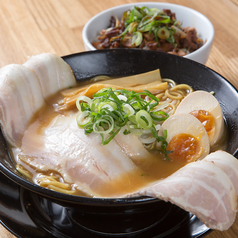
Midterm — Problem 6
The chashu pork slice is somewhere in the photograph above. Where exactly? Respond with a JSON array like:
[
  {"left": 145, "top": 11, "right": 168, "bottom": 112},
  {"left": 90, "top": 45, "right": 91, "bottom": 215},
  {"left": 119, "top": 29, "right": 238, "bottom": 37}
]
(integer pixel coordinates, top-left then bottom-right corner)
[
  {"left": 130, "top": 158, "right": 237, "bottom": 231},
  {"left": 204, "top": 150, "right": 238, "bottom": 201},
  {"left": 114, "top": 127, "right": 155, "bottom": 163},
  {"left": 15, "top": 112, "right": 146, "bottom": 198},
  {"left": 0, "top": 53, "right": 76, "bottom": 146},
  {"left": 0, "top": 64, "right": 44, "bottom": 146},
  {"left": 24, "top": 52, "right": 76, "bottom": 99}
]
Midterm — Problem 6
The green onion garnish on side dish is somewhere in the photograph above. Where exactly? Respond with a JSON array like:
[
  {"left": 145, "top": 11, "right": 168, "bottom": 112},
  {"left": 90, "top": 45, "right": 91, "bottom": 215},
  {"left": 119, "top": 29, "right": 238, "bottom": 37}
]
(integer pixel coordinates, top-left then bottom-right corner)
[
  {"left": 118, "top": 6, "right": 178, "bottom": 46},
  {"left": 76, "top": 88, "right": 169, "bottom": 158}
]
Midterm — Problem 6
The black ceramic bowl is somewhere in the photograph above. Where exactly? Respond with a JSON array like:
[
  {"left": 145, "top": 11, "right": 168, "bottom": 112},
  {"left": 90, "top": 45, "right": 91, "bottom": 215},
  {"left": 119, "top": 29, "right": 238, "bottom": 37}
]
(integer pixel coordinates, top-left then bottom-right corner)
[{"left": 0, "top": 49, "right": 238, "bottom": 238}]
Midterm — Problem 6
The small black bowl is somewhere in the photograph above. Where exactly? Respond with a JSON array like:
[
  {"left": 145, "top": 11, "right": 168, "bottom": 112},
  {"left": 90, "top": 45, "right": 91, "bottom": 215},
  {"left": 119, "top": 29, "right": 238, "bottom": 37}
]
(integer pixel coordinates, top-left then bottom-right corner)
[{"left": 0, "top": 49, "right": 238, "bottom": 238}]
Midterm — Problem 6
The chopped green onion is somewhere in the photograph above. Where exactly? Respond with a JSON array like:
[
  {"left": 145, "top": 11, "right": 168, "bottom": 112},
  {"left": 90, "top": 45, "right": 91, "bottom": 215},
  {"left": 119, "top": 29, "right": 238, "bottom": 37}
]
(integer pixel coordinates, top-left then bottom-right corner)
[
  {"left": 152, "top": 102, "right": 169, "bottom": 111},
  {"left": 76, "top": 96, "right": 92, "bottom": 111},
  {"left": 76, "top": 111, "right": 92, "bottom": 127},
  {"left": 119, "top": 6, "right": 178, "bottom": 47},
  {"left": 150, "top": 126, "right": 169, "bottom": 160},
  {"left": 139, "top": 135, "right": 156, "bottom": 144},
  {"left": 150, "top": 111, "right": 169, "bottom": 121},
  {"left": 98, "top": 101, "right": 117, "bottom": 112},
  {"left": 130, "top": 128, "right": 151, "bottom": 136},
  {"left": 123, "top": 104, "right": 135, "bottom": 117},
  {"left": 110, "top": 24, "right": 130, "bottom": 42},
  {"left": 101, "top": 127, "right": 121, "bottom": 145},
  {"left": 157, "top": 27, "right": 170, "bottom": 39},
  {"left": 123, "top": 129, "right": 131, "bottom": 135},
  {"left": 128, "top": 22, "right": 138, "bottom": 33},
  {"left": 93, "top": 116, "right": 114, "bottom": 134},
  {"left": 117, "top": 94, "right": 128, "bottom": 101},
  {"left": 132, "top": 31, "right": 143, "bottom": 46},
  {"left": 128, "top": 114, "right": 137, "bottom": 124},
  {"left": 136, "top": 110, "right": 153, "bottom": 129},
  {"left": 155, "top": 124, "right": 161, "bottom": 131},
  {"left": 75, "top": 87, "right": 169, "bottom": 157}
]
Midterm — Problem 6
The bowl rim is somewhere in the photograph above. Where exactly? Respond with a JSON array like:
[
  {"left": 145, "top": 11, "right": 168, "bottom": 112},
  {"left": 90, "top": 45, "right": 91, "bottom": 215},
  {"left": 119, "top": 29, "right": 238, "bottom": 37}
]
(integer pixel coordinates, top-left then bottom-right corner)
[
  {"left": 82, "top": 2, "right": 215, "bottom": 60},
  {"left": 0, "top": 48, "right": 236, "bottom": 206}
]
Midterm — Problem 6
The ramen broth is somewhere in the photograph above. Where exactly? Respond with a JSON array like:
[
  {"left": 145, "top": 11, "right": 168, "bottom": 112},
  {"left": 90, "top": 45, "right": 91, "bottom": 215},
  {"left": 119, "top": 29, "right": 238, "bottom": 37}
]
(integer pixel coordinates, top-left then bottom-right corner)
[{"left": 12, "top": 92, "right": 185, "bottom": 197}]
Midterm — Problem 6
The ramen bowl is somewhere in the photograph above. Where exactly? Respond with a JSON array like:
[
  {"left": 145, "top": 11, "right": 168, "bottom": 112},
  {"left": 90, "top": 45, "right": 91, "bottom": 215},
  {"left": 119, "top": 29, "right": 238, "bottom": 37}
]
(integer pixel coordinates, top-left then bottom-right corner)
[
  {"left": 82, "top": 2, "right": 215, "bottom": 64},
  {"left": 0, "top": 49, "right": 238, "bottom": 238}
]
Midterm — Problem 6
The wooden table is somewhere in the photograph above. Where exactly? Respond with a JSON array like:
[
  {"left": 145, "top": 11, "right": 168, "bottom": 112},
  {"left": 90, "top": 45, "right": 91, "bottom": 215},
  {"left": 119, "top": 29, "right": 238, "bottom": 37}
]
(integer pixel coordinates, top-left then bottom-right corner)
[{"left": 0, "top": 0, "right": 238, "bottom": 237}]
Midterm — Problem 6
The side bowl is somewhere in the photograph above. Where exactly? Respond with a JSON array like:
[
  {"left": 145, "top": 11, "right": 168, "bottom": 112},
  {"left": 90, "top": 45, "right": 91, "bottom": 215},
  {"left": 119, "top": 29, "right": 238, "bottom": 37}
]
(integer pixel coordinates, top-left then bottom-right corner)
[{"left": 82, "top": 2, "right": 215, "bottom": 64}]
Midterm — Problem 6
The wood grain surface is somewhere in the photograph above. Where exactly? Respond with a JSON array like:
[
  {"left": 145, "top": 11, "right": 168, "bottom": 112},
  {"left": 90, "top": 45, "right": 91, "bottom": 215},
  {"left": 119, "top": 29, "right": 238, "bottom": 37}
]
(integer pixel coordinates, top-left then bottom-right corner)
[{"left": 0, "top": 0, "right": 238, "bottom": 237}]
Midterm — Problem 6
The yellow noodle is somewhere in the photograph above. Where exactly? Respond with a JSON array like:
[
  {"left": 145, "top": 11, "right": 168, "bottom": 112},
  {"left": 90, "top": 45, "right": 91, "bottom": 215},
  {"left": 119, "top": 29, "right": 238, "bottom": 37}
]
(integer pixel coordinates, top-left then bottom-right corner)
[
  {"left": 16, "top": 164, "right": 33, "bottom": 180},
  {"left": 165, "top": 89, "right": 184, "bottom": 100},
  {"left": 170, "top": 84, "right": 193, "bottom": 93},
  {"left": 155, "top": 92, "right": 165, "bottom": 100},
  {"left": 37, "top": 174, "right": 78, "bottom": 194},
  {"left": 172, "top": 100, "right": 181, "bottom": 107},
  {"left": 166, "top": 102, "right": 177, "bottom": 115},
  {"left": 47, "top": 185, "right": 77, "bottom": 194},
  {"left": 154, "top": 80, "right": 192, "bottom": 115},
  {"left": 162, "top": 78, "right": 176, "bottom": 87},
  {"left": 39, "top": 180, "right": 71, "bottom": 190},
  {"left": 172, "top": 89, "right": 186, "bottom": 97},
  {"left": 37, "top": 175, "right": 61, "bottom": 182}
]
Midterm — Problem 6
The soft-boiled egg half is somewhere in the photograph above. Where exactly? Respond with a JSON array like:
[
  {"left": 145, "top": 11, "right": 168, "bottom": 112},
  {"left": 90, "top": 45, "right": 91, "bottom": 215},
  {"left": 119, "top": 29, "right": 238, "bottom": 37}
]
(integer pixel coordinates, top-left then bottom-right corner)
[
  {"left": 174, "top": 90, "right": 224, "bottom": 146},
  {"left": 159, "top": 113, "right": 210, "bottom": 163}
]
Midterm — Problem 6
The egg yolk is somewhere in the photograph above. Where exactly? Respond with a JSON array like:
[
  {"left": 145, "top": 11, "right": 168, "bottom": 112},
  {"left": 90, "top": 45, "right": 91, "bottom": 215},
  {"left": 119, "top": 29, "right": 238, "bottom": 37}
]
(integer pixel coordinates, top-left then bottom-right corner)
[
  {"left": 166, "top": 133, "right": 201, "bottom": 162},
  {"left": 190, "top": 110, "right": 215, "bottom": 134}
]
